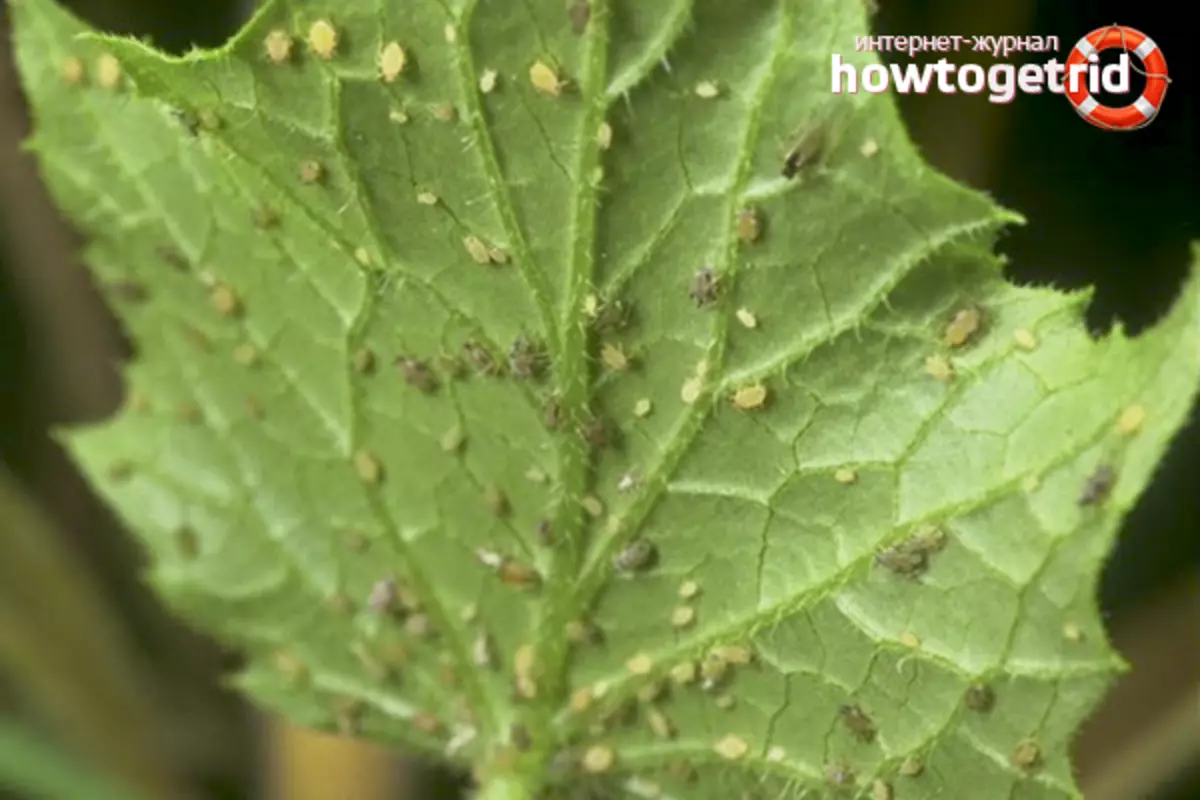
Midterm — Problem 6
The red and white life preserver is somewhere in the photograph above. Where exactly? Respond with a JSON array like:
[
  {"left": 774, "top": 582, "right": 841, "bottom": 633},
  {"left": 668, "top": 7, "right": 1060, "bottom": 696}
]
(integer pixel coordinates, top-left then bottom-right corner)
[{"left": 1065, "top": 25, "right": 1169, "bottom": 130}]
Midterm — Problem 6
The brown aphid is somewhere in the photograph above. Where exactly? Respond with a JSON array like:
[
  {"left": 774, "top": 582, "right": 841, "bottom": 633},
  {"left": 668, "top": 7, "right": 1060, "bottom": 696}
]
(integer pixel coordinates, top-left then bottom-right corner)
[
  {"left": 396, "top": 356, "right": 437, "bottom": 393},
  {"left": 580, "top": 416, "right": 608, "bottom": 448},
  {"left": 508, "top": 336, "right": 545, "bottom": 380},
  {"left": 689, "top": 267, "right": 720, "bottom": 307},
  {"left": 463, "top": 338, "right": 502, "bottom": 376},
  {"left": 613, "top": 538, "right": 656, "bottom": 573},
  {"left": 964, "top": 683, "right": 996, "bottom": 713},
  {"left": 412, "top": 712, "right": 443, "bottom": 735},
  {"left": 838, "top": 704, "right": 876, "bottom": 743},
  {"left": 1078, "top": 464, "right": 1115, "bottom": 507},
  {"left": 782, "top": 129, "right": 822, "bottom": 178},
  {"left": 699, "top": 652, "right": 729, "bottom": 691},
  {"left": 499, "top": 560, "right": 542, "bottom": 589},
  {"left": 367, "top": 577, "right": 398, "bottom": 613},
  {"left": 736, "top": 208, "right": 762, "bottom": 244},
  {"left": 591, "top": 297, "right": 631, "bottom": 333},
  {"left": 943, "top": 304, "right": 985, "bottom": 348},
  {"left": 568, "top": 0, "right": 591, "bottom": 34},
  {"left": 1012, "top": 740, "right": 1042, "bottom": 771},
  {"left": 543, "top": 395, "right": 564, "bottom": 430}
]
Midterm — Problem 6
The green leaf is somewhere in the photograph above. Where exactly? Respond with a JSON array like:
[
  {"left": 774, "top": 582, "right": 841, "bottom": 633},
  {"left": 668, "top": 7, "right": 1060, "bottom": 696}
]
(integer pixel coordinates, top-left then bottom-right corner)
[
  {"left": 0, "top": 719, "right": 141, "bottom": 800},
  {"left": 12, "top": 0, "right": 1200, "bottom": 797}
]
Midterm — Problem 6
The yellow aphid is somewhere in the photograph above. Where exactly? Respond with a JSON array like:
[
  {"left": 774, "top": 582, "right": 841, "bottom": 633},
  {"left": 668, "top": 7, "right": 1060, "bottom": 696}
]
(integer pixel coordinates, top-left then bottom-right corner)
[
  {"left": 714, "top": 645, "right": 753, "bottom": 665},
  {"left": 1062, "top": 622, "right": 1083, "bottom": 642},
  {"left": 1012, "top": 740, "right": 1042, "bottom": 771},
  {"left": 514, "top": 644, "right": 536, "bottom": 698},
  {"left": 944, "top": 304, "right": 984, "bottom": 347},
  {"left": 525, "top": 467, "right": 547, "bottom": 483},
  {"left": 417, "top": 192, "right": 438, "bottom": 205},
  {"left": 582, "top": 495, "right": 604, "bottom": 517},
  {"left": 443, "top": 24, "right": 457, "bottom": 43},
  {"left": 601, "top": 343, "right": 628, "bottom": 371},
  {"left": 733, "top": 384, "right": 768, "bottom": 410},
  {"left": 694, "top": 80, "right": 721, "bottom": 99},
  {"left": 379, "top": 42, "right": 406, "bottom": 82},
  {"left": 464, "top": 235, "right": 491, "bottom": 264},
  {"left": 900, "top": 631, "right": 920, "bottom": 648},
  {"left": 569, "top": 686, "right": 593, "bottom": 712},
  {"left": 1022, "top": 474, "right": 1041, "bottom": 492},
  {"left": 264, "top": 30, "right": 292, "bottom": 63},
  {"left": 440, "top": 425, "right": 464, "bottom": 453},
  {"left": 713, "top": 734, "right": 749, "bottom": 760},
  {"left": 679, "top": 580, "right": 699, "bottom": 599},
  {"left": 736, "top": 307, "right": 758, "bottom": 328},
  {"left": 834, "top": 468, "right": 857, "bottom": 485},
  {"left": 647, "top": 709, "right": 674, "bottom": 739},
  {"left": 860, "top": 138, "right": 879, "bottom": 158},
  {"left": 1013, "top": 328, "right": 1038, "bottom": 351},
  {"left": 211, "top": 284, "right": 241, "bottom": 316},
  {"left": 669, "top": 661, "right": 696, "bottom": 685},
  {"left": 626, "top": 653, "right": 653, "bottom": 675},
  {"left": 479, "top": 69, "right": 498, "bottom": 93},
  {"left": 388, "top": 108, "right": 409, "bottom": 124},
  {"left": 872, "top": 779, "right": 893, "bottom": 800},
  {"left": 306, "top": 20, "right": 338, "bottom": 59},
  {"left": 299, "top": 160, "right": 324, "bottom": 184},
  {"left": 354, "top": 450, "right": 383, "bottom": 485},
  {"left": 736, "top": 208, "right": 761, "bottom": 244},
  {"left": 233, "top": 344, "right": 259, "bottom": 367},
  {"left": 96, "top": 54, "right": 121, "bottom": 88},
  {"left": 354, "top": 247, "right": 371, "bottom": 266},
  {"left": 924, "top": 354, "right": 954, "bottom": 381},
  {"left": 582, "top": 745, "right": 615, "bottom": 773},
  {"left": 596, "top": 122, "right": 613, "bottom": 150},
  {"left": 1117, "top": 404, "right": 1146, "bottom": 436},
  {"left": 680, "top": 377, "right": 703, "bottom": 405},
  {"left": 633, "top": 398, "right": 652, "bottom": 418},
  {"left": 767, "top": 746, "right": 786, "bottom": 762},
  {"left": 61, "top": 56, "right": 85, "bottom": 85},
  {"left": 529, "top": 60, "right": 563, "bottom": 95},
  {"left": 670, "top": 606, "right": 695, "bottom": 628},
  {"left": 715, "top": 695, "right": 736, "bottom": 710}
]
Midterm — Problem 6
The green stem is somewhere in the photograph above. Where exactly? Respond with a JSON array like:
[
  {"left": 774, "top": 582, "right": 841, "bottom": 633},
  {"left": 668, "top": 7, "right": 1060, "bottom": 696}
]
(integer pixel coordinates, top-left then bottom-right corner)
[{"left": 472, "top": 774, "right": 536, "bottom": 800}]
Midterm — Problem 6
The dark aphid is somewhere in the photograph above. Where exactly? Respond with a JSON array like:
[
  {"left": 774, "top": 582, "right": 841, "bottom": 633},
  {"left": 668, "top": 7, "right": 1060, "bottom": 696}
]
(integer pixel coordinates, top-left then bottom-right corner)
[
  {"left": 782, "top": 129, "right": 823, "bottom": 178},
  {"left": 107, "top": 280, "right": 148, "bottom": 303},
  {"left": 568, "top": 0, "right": 590, "bottom": 34},
  {"left": 613, "top": 537, "right": 656, "bottom": 573},
  {"left": 169, "top": 107, "right": 200, "bottom": 136},
  {"left": 367, "top": 577, "right": 398, "bottom": 614},
  {"left": 537, "top": 520, "right": 553, "bottom": 545},
  {"left": 580, "top": 416, "right": 609, "bottom": 449},
  {"left": 253, "top": 205, "right": 280, "bottom": 229},
  {"left": 592, "top": 297, "right": 631, "bottom": 334},
  {"left": 964, "top": 683, "right": 996, "bottom": 713},
  {"left": 874, "top": 527, "right": 946, "bottom": 578},
  {"left": 463, "top": 338, "right": 502, "bottom": 376},
  {"left": 156, "top": 245, "right": 189, "bottom": 271},
  {"left": 509, "top": 336, "right": 545, "bottom": 380},
  {"left": 543, "top": 395, "right": 564, "bottom": 430},
  {"left": 1012, "top": 740, "right": 1042, "bottom": 771},
  {"left": 838, "top": 704, "right": 876, "bottom": 743},
  {"left": 689, "top": 267, "right": 720, "bottom": 307},
  {"left": 510, "top": 722, "right": 533, "bottom": 751},
  {"left": 1078, "top": 464, "right": 1115, "bottom": 507},
  {"left": 396, "top": 357, "right": 437, "bottom": 393}
]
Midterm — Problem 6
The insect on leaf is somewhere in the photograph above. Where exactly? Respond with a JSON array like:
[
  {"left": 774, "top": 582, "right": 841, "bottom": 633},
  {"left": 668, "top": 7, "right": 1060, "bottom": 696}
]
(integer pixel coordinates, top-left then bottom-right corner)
[{"left": 11, "top": 0, "right": 1200, "bottom": 798}]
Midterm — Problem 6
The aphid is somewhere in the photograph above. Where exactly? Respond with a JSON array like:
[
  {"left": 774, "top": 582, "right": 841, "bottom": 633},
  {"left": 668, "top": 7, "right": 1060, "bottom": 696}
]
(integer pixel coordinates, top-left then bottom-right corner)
[
  {"left": 354, "top": 450, "right": 383, "bottom": 485},
  {"left": 670, "top": 661, "right": 697, "bottom": 685},
  {"left": 543, "top": 395, "right": 563, "bottom": 430},
  {"left": 367, "top": 577, "right": 397, "bottom": 613},
  {"left": 463, "top": 235, "right": 491, "bottom": 264},
  {"left": 1078, "top": 464, "right": 1115, "bottom": 507},
  {"left": 964, "top": 683, "right": 995, "bottom": 713},
  {"left": 433, "top": 104, "right": 456, "bottom": 122},
  {"left": 736, "top": 210, "right": 761, "bottom": 247},
  {"left": 689, "top": 267, "right": 720, "bottom": 307},
  {"left": 416, "top": 191, "right": 438, "bottom": 206},
  {"left": 379, "top": 42, "right": 406, "bottom": 82},
  {"left": 899, "top": 757, "right": 924, "bottom": 777},
  {"left": 733, "top": 384, "right": 768, "bottom": 410},
  {"left": 782, "top": 129, "right": 822, "bottom": 178},
  {"left": 860, "top": 138, "right": 880, "bottom": 158},
  {"left": 872, "top": 779, "right": 893, "bottom": 800},
  {"left": 600, "top": 342, "right": 629, "bottom": 371},
  {"left": 715, "top": 695, "right": 736, "bottom": 710},
  {"left": 568, "top": 0, "right": 591, "bottom": 34},
  {"left": 874, "top": 526, "right": 947, "bottom": 577},
  {"left": 834, "top": 468, "right": 858, "bottom": 485},
  {"left": 443, "top": 23, "right": 457, "bottom": 43},
  {"left": 536, "top": 520, "right": 553, "bottom": 545},
  {"left": 96, "top": 54, "right": 122, "bottom": 89},
  {"left": 626, "top": 653, "right": 653, "bottom": 675},
  {"left": 636, "top": 679, "right": 665, "bottom": 703},
  {"left": 479, "top": 69, "right": 498, "bottom": 93},
  {"left": 169, "top": 108, "right": 200, "bottom": 137},
  {"left": 582, "top": 745, "right": 614, "bottom": 773},
  {"left": 234, "top": 344, "right": 260, "bottom": 367},
  {"left": 404, "top": 613, "right": 432, "bottom": 638},
  {"left": 766, "top": 746, "right": 786, "bottom": 762},
  {"left": 647, "top": 708, "right": 674, "bottom": 739},
  {"left": 613, "top": 538, "right": 656, "bottom": 573},
  {"left": 499, "top": 559, "right": 542, "bottom": 589},
  {"left": 826, "top": 762, "right": 855, "bottom": 788},
  {"left": 838, "top": 704, "right": 876, "bottom": 743},
  {"left": 530, "top": 60, "right": 564, "bottom": 95},
  {"left": 713, "top": 734, "right": 749, "bottom": 760},
  {"left": 509, "top": 722, "right": 533, "bottom": 751},
  {"left": 714, "top": 644, "right": 753, "bottom": 665},
  {"left": 582, "top": 495, "right": 604, "bottom": 517},
  {"left": 308, "top": 20, "right": 338, "bottom": 59},
  {"left": 412, "top": 712, "right": 443, "bottom": 735},
  {"left": 211, "top": 284, "right": 241, "bottom": 316},
  {"left": 1117, "top": 404, "right": 1146, "bottom": 436},
  {"left": 61, "top": 56, "right": 85, "bottom": 85},
  {"left": 514, "top": 644, "right": 537, "bottom": 699},
  {"left": 108, "top": 280, "right": 147, "bottom": 303},
  {"left": 679, "top": 580, "right": 700, "bottom": 599},
  {"left": 441, "top": 423, "right": 464, "bottom": 452},
  {"left": 924, "top": 353, "right": 955, "bottom": 381},
  {"left": 1012, "top": 740, "right": 1042, "bottom": 771},
  {"left": 508, "top": 336, "right": 544, "bottom": 380},
  {"left": 736, "top": 307, "right": 758, "bottom": 328},
  {"left": 172, "top": 526, "right": 199, "bottom": 560},
  {"left": 694, "top": 80, "right": 720, "bottom": 99},
  {"left": 580, "top": 416, "right": 608, "bottom": 448},
  {"left": 591, "top": 297, "right": 631, "bottom": 333},
  {"left": 633, "top": 398, "right": 653, "bottom": 418},
  {"left": 699, "top": 652, "right": 729, "bottom": 690},
  {"left": 1063, "top": 622, "right": 1084, "bottom": 642},
  {"left": 333, "top": 699, "right": 364, "bottom": 736},
  {"left": 1013, "top": 327, "right": 1038, "bottom": 351},
  {"left": 463, "top": 338, "right": 501, "bottom": 376},
  {"left": 264, "top": 30, "right": 293, "bottom": 63},
  {"left": 900, "top": 631, "right": 921, "bottom": 648},
  {"left": 680, "top": 376, "right": 703, "bottom": 405},
  {"left": 156, "top": 245, "right": 189, "bottom": 271},
  {"left": 298, "top": 160, "right": 324, "bottom": 184},
  {"left": 253, "top": 206, "right": 279, "bottom": 229},
  {"left": 352, "top": 348, "right": 375, "bottom": 374},
  {"left": 483, "top": 485, "right": 509, "bottom": 516},
  {"left": 617, "top": 473, "right": 636, "bottom": 492},
  {"left": 569, "top": 686, "right": 594, "bottom": 712},
  {"left": 396, "top": 357, "right": 437, "bottom": 393},
  {"left": 596, "top": 121, "right": 613, "bottom": 150},
  {"left": 943, "top": 304, "right": 985, "bottom": 348},
  {"left": 176, "top": 401, "right": 202, "bottom": 425}
]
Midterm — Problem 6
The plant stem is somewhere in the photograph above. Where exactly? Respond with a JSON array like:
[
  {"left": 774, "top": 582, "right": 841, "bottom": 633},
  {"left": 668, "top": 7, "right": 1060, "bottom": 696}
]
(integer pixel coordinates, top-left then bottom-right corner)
[{"left": 472, "top": 773, "right": 536, "bottom": 800}]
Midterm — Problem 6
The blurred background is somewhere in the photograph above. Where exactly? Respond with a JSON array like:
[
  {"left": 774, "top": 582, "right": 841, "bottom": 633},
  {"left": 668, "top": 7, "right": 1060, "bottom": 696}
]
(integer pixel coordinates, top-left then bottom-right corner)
[{"left": 0, "top": 0, "right": 1195, "bottom": 798}]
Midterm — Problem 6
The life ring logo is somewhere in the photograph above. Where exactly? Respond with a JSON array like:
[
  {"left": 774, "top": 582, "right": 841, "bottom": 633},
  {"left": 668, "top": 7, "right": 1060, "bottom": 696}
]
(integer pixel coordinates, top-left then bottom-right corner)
[{"left": 1066, "top": 25, "right": 1170, "bottom": 130}]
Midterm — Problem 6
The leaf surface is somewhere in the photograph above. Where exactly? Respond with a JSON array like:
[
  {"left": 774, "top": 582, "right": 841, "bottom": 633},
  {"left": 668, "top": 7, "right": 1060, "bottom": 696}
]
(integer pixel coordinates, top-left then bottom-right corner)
[{"left": 12, "top": 0, "right": 1200, "bottom": 797}]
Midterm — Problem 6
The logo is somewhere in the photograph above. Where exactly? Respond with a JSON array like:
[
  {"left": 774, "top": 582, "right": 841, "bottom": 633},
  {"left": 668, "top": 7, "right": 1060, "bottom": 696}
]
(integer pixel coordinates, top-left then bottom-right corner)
[{"left": 1065, "top": 26, "right": 1169, "bottom": 130}]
